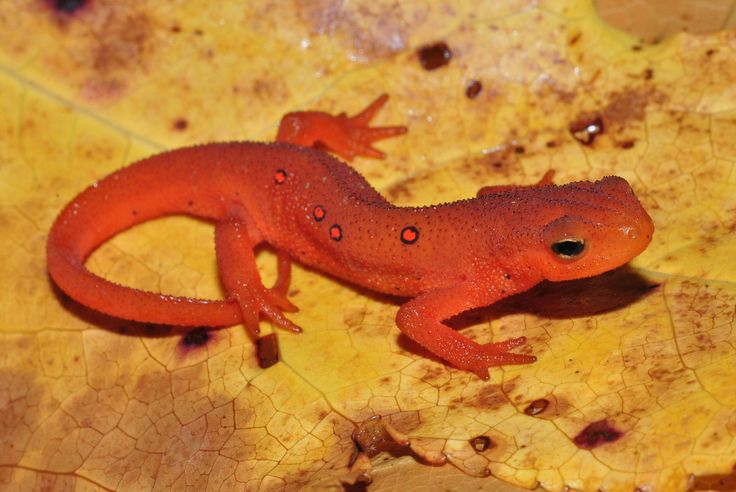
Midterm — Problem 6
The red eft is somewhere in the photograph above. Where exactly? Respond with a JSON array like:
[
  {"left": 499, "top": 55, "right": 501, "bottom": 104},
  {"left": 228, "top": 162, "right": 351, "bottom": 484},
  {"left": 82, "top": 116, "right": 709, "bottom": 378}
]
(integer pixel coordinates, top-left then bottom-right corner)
[{"left": 47, "top": 95, "right": 654, "bottom": 379}]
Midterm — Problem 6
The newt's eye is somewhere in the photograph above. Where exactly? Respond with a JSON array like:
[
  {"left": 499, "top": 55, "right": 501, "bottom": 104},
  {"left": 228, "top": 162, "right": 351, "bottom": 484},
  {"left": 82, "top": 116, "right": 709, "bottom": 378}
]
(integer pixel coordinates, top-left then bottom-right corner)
[{"left": 551, "top": 238, "right": 586, "bottom": 259}]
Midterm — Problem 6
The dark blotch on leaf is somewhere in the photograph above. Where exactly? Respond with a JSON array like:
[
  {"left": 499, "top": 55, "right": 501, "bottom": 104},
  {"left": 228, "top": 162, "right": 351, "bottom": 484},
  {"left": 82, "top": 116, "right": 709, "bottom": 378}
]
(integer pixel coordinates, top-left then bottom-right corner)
[
  {"left": 417, "top": 42, "right": 452, "bottom": 70},
  {"left": 256, "top": 333, "right": 279, "bottom": 368},
  {"left": 469, "top": 435, "right": 493, "bottom": 452},
  {"left": 182, "top": 327, "right": 209, "bottom": 347},
  {"left": 54, "top": 0, "right": 86, "bottom": 13},
  {"left": 173, "top": 118, "right": 188, "bottom": 131},
  {"left": 465, "top": 80, "right": 482, "bottom": 99},
  {"left": 573, "top": 419, "right": 622, "bottom": 449},
  {"left": 524, "top": 398, "right": 549, "bottom": 416},
  {"left": 569, "top": 115, "right": 604, "bottom": 145}
]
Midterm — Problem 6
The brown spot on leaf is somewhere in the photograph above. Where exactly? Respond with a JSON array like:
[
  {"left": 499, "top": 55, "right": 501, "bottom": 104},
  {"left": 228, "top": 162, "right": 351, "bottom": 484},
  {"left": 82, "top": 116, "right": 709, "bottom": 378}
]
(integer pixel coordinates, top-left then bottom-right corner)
[
  {"left": 91, "top": 11, "right": 153, "bottom": 74},
  {"left": 524, "top": 398, "right": 549, "bottom": 416},
  {"left": 385, "top": 182, "right": 413, "bottom": 202},
  {"left": 603, "top": 89, "right": 654, "bottom": 126},
  {"left": 256, "top": 333, "right": 279, "bottom": 368},
  {"left": 467, "top": 385, "right": 508, "bottom": 410},
  {"left": 573, "top": 419, "right": 622, "bottom": 449},
  {"left": 417, "top": 42, "right": 452, "bottom": 70},
  {"left": 344, "top": 308, "right": 367, "bottom": 328},
  {"left": 465, "top": 80, "right": 482, "bottom": 99},
  {"left": 469, "top": 435, "right": 494, "bottom": 452},
  {"left": 48, "top": 0, "right": 88, "bottom": 14},
  {"left": 173, "top": 118, "right": 188, "bottom": 131},
  {"left": 181, "top": 327, "right": 210, "bottom": 348},
  {"left": 569, "top": 115, "right": 604, "bottom": 145}
]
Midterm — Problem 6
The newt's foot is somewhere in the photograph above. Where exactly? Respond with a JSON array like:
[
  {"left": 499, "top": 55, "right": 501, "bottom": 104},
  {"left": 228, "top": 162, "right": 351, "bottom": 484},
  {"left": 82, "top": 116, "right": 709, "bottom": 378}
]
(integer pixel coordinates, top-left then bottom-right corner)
[
  {"left": 276, "top": 94, "right": 407, "bottom": 161},
  {"left": 470, "top": 337, "right": 537, "bottom": 379},
  {"left": 233, "top": 287, "right": 302, "bottom": 339},
  {"left": 334, "top": 94, "right": 408, "bottom": 160}
]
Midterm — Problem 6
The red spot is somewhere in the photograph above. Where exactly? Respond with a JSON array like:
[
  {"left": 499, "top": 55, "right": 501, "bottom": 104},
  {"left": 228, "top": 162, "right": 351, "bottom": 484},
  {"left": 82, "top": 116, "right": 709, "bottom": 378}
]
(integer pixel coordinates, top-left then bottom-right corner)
[
  {"left": 313, "top": 205, "right": 326, "bottom": 221},
  {"left": 466, "top": 80, "right": 482, "bottom": 99},
  {"left": 274, "top": 169, "right": 287, "bottom": 184},
  {"left": 256, "top": 334, "right": 279, "bottom": 368},
  {"left": 524, "top": 398, "right": 549, "bottom": 416},
  {"left": 400, "top": 226, "right": 419, "bottom": 245},
  {"left": 329, "top": 224, "right": 343, "bottom": 241},
  {"left": 417, "top": 42, "right": 452, "bottom": 70},
  {"left": 573, "top": 419, "right": 622, "bottom": 449}
]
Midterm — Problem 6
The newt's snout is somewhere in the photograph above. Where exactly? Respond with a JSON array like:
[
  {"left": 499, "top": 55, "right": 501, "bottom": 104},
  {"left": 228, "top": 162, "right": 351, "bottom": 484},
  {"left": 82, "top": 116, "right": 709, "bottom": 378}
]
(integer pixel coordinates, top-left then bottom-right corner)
[
  {"left": 538, "top": 176, "right": 654, "bottom": 281},
  {"left": 603, "top": 176, "right": 654, "bottom": 257}
]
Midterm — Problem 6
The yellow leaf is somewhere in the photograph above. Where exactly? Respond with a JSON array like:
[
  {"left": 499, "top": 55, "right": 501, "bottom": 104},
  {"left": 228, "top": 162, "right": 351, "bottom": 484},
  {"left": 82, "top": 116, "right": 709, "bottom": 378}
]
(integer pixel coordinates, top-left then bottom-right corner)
[{"left": 1, "top": 1, "right": 735, "bottom": 491}]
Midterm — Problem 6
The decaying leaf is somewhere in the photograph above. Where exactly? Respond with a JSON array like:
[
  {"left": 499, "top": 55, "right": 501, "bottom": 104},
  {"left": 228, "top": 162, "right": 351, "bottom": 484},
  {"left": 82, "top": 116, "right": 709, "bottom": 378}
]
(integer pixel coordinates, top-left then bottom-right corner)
[{"left": 1, "top": 1, "right": 736, "bottom": 491}]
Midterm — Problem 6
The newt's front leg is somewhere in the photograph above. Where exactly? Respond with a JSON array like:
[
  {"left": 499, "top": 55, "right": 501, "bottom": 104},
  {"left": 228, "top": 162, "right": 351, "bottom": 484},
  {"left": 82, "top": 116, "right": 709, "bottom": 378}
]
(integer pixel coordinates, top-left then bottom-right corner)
[{"left": 396, "top": 285, "right": 537, "bottom": 379}]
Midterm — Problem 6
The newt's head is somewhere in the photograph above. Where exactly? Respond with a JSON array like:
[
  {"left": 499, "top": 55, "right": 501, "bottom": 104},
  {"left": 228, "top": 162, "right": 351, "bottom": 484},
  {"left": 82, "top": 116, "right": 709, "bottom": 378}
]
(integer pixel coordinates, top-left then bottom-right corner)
[{"left": 524, "top": 176, "right": 654, "bottom": 281}]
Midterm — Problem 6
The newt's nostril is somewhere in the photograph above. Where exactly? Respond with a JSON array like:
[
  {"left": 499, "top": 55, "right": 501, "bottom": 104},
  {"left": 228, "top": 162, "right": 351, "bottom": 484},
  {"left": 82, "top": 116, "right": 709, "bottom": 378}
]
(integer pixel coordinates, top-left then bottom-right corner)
[{"left": 619, "top": 226, "right": 639, "bottom": 240}]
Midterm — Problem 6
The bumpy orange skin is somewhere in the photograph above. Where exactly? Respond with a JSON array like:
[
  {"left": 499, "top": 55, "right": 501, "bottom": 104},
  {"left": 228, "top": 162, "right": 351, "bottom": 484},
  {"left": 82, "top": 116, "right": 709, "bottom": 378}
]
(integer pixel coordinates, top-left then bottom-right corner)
[{"left": 47, "top": 96, "right": 654, "bottom": 378}]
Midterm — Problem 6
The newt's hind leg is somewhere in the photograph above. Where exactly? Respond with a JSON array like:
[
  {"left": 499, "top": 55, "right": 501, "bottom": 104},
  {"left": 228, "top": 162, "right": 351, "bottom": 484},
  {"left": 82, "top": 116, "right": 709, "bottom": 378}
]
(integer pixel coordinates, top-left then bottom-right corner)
[
  {"left": 276, "top": 94, "right": 407, "bottom": 161},
  {"left": 215, "top": 214, "right": 301, "bottom": 339},
  {"left": 270, "top": 250, "right": 294, "bottom": 302},
  {"left": 476, "top": 170, "right": 555, "bottom": 197}
]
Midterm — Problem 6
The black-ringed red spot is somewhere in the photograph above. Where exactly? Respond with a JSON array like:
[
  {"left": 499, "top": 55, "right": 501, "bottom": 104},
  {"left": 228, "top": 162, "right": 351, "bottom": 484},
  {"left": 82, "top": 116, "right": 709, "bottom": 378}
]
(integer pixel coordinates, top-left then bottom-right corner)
[
  {"left": 400, "top": 226, "right": 419, "bottom": 245},
  {"left": 329, "top": 224, "right": 342, "bottom": 241},
  {"left": 274, "top": 169, "right": 287, "bottom": 184},
  {"left": 313, "top": 205, "right": 326, "bottom": 222}
]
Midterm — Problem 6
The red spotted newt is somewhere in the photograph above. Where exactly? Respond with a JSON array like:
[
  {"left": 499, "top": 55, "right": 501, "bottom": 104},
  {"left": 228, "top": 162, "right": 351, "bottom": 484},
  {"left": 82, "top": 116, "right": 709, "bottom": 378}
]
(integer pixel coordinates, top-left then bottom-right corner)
[{"left": 47, "top": 95, "right": 654, "bottom": 378}]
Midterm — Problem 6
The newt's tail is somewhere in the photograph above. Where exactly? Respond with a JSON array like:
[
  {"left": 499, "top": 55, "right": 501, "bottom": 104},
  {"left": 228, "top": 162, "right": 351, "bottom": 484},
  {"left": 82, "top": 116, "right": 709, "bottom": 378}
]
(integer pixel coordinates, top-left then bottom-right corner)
[{"left": 47, "top": 144, "right": 243, "bottom": 327}]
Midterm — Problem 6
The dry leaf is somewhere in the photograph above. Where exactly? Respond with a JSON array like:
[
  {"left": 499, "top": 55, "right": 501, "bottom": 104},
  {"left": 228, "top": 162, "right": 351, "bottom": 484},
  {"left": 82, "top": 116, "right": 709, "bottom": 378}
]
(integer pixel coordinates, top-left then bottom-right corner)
[{"left": 1, "top": 1, "right": 736, "bottom": 491}]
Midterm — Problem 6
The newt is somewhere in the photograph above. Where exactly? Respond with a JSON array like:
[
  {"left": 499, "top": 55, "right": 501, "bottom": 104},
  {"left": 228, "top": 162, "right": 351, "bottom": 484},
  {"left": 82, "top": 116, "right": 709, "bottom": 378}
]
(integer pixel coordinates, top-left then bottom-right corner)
[{"left": 47, "top": 95, "right": 654, "bottom": 378}]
